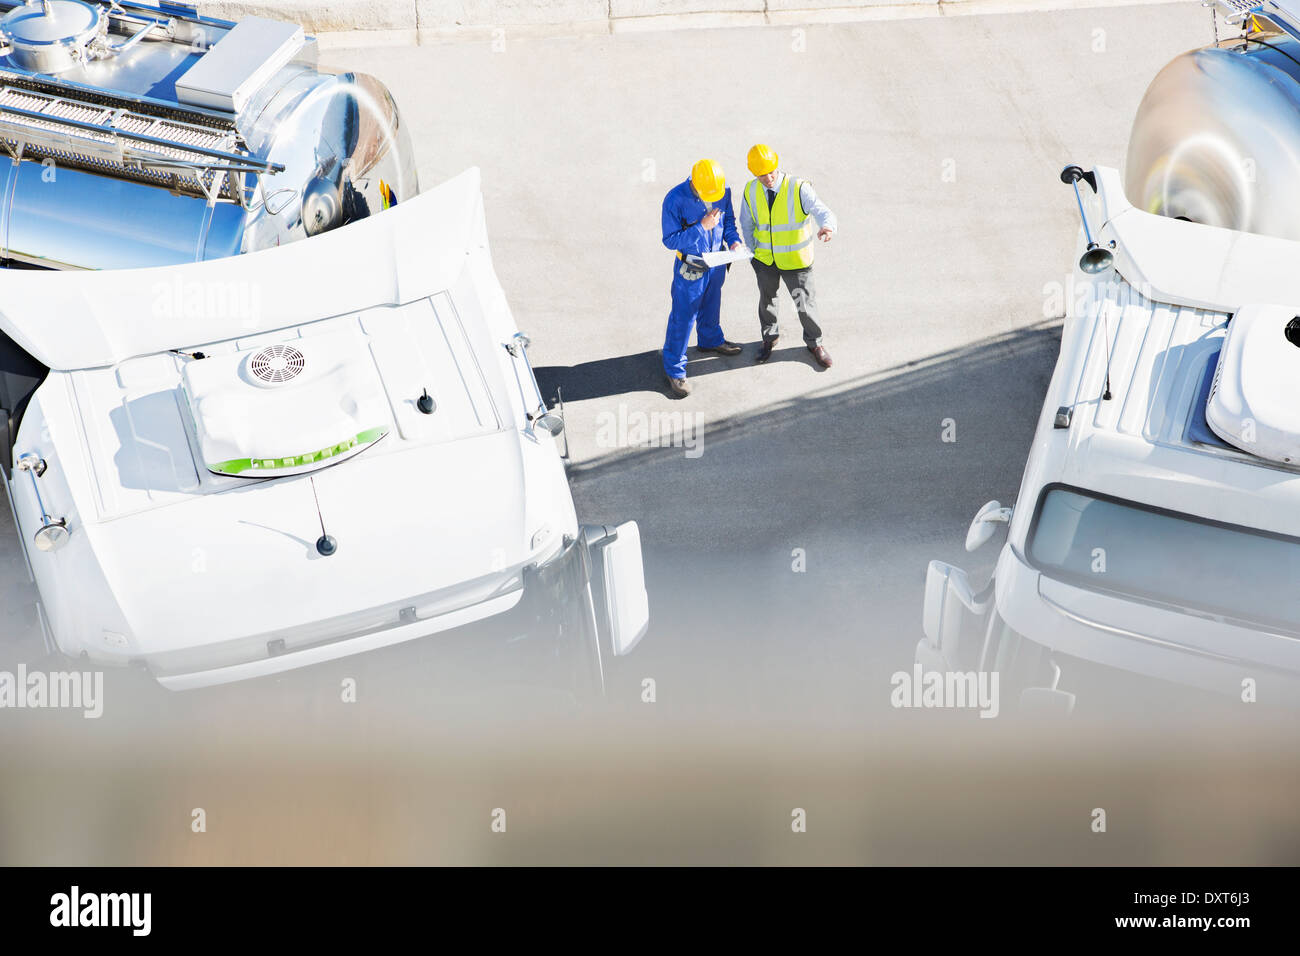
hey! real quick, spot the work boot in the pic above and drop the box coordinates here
[757,337,778,363]
[667,376,691,398]
[808,344,832,368]
[697,341,743,356]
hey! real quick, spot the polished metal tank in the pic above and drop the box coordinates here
[0,1,417,270]
[1126,28,1300,240]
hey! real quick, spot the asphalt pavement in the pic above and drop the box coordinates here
[329,1,1214,717]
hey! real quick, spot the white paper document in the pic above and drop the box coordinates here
[701,247,754,268]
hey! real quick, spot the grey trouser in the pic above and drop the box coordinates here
[751,259,822,345]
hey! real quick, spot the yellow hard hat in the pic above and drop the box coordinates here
[747,143,779,176]
[690,158,726,203]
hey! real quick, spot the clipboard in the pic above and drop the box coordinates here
[701,247,753,268]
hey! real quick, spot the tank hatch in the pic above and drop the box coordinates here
[0,1,106,74]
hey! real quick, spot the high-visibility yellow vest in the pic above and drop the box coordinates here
[745,175,815,270]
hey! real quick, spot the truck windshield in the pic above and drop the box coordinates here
[1027,486,1300,633]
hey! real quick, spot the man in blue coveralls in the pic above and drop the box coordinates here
[660,158,745,397]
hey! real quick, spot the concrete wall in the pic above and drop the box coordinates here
[197,1,417,33]
[195,0,1172,42]
[194,0,974,38]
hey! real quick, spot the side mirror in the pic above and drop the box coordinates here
[965,499,1013,552]
[1019,687,1077,717]
[535,411,564,437]
[1019,659,1074,717]
[920,560,990,669]
[589,521,649,657]
[923,560,976,647]
[914,636,949,674]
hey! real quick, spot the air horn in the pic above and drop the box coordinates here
[1060,164,1114,275]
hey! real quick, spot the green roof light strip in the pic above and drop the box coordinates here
[209,426,389,476]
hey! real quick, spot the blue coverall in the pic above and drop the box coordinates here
[660,179,741,380]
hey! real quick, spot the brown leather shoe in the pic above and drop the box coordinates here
[697,341,742,356]
[808,344,832,368]
[667,376,691,398]
[757,338,777,363]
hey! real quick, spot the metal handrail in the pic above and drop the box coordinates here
[15,453,50,521]
[0,99,282,172]
[504,332,550,432]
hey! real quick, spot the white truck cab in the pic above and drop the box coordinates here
[920,164,1300,710]
[0,1,647,692]
[0,168,649,689]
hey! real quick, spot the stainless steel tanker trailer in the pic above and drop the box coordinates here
[1127,0,1300,241]
[0,0,416,271]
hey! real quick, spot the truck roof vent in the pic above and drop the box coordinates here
[1206,305,1300,465]
[248,344,305,385]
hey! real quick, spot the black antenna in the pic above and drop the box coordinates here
[1101,300,1113,402]
[309,476,337,556]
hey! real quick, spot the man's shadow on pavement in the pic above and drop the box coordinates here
[535,345,824,403]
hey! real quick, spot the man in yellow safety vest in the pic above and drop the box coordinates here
[739,143,837,367]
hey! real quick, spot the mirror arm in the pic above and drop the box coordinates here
[582,524,619,549]
[505,332,551,436]
[554,387,570,462]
